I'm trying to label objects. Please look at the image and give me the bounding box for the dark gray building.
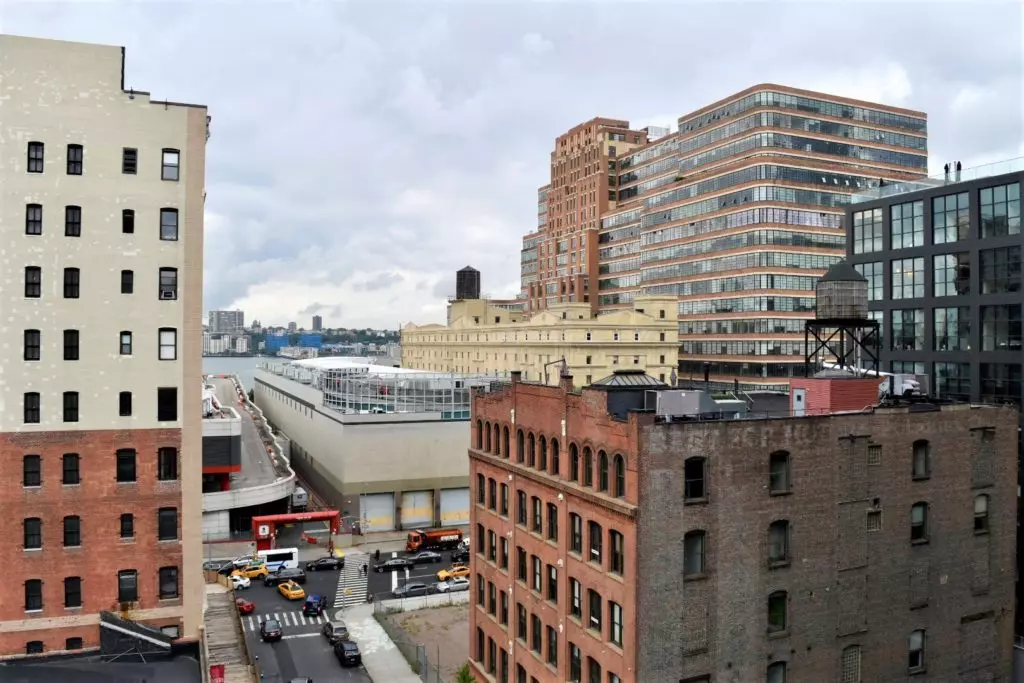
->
[845,161,1023,409]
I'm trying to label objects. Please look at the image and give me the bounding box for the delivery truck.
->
[406,527,465,552]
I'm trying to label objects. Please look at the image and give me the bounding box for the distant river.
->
[203,356,260,390]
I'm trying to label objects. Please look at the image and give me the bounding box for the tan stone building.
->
[402,295,679,387]
[0,35,206,655]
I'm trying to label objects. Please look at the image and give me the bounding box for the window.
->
[891,257,924,299]
[25,266,41,298]
[122,148,138,174]
[583,447,593,486]
[981,246,1021,294]
[159,567,179,599]
[160,208,179,241]
[768,521,789,566]
[933,252,971,297]
[63,329,79,360]
[24,393,41,424]
[516,546,526,581]
[613,454,625,497]
[499,590,508,624]
[980,182,1021,238]
[911,502,929,542]
[119,391,132,417]
[488,582,496,615]
[23,455,41,487]
[24,329,41,361]
[120,331,133,355]
[981,363,1022,406]
[609,602,623,646]
[488,530,496,562]
[64,577,82,608]
[116,449,137,483]
[159,267,178,300]
[598,451,609,491]
[161,149,180,181]
[588,658,602,683]
[120,513,134,539]
[570,443,580,481]
[66,637,83,650]
[63,267,80,298]
[891,309,925,351]
[683,530,705,577]
[500,537,508,569]
[546,625,557,666]
[65,205,82,236]
[854,261,883,301]
[476,474,484,504]
[475,524,484,553]
[981,305,1022,350]
[24,518,42,549]
[588,589,602,631]
[974,494,990,533]
[516,602,526,640]
[118,570,138,602]
[516,489,527,525]
[767,662,787,683]
[551,439,560,475]
[27,141,44,173]
[159,328,177,360]
[475,627,484,663]
[475,575,484,606]
[527,433,535,467]
[66,144,83,175]
[891,199,924,249]
[158,508,178,541]
[769,450,790,493]
[532,555,542,592]
[840,645,862,683]
[516,429,524,462]
[475,420,483,450]
[852,208,882,254]
[569,643,581,682]
[122,209,135,234]
[934,361,971,401]
[684,457,707,501]
[63,454,80,485]
[63,391,79,422]
[546,564,557,602]
[532,496,542,533]
[570,513,582,553]
[25,579,43,611]
[26,641,44,655]
[588,521,603,564]
[912,440,930,479]
[538,436,547,471]
[570,578,582,618]
[934,307,970,352]
[25,203,42,235]
[500,483,508,516]
[157,387,178,421]
[63,516,81,547]
[546,503,558,541]
[908,629,925,672]
[767,591,788,633]
[530,613,541,652]
[609,530,624,575]
[933,192,970,244]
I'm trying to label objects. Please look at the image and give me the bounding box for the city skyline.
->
[3,2,1021,328]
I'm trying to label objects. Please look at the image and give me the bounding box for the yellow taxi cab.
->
[436,564,471,582]
[231,562,269,580]
[278,580,306,601]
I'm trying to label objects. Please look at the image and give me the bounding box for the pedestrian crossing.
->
[334,551,369,608]
[244,610,329,632]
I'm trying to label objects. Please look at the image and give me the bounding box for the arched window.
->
[476,473,485,504]
[583,447,593,487]
[493,424,500,455]
[538,436,547,471]
[570,443,580,481]
[768,520,789,566]
[598,451,609,492]
[683,530,705,577]
[503,426,510,459]
[767,591,788,633]
[527,433,536,467]
[475,420,483,450]
[484,422,492,453]
[613,455,625,498]
[551,439,560,476]
[974,494,989,533]
[517,429,525,463]
[912,440,931,479]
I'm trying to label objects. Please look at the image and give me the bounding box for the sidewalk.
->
[203,530,413,562]
[342,602,420,683]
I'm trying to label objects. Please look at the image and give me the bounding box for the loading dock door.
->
[400,490,434,529]
[439,487,470,526]
[359,493,395,532]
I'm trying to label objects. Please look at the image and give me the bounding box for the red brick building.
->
[469,370,1018,682]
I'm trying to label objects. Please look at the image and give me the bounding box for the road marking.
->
[248,616,255,631]
[274,612,281,623]
[391,570,398,592]
[281,632,320,640]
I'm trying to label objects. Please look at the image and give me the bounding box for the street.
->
[366,549,461,600]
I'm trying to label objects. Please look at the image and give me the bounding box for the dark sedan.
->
[264,568,307,587]
[306,556,344,571]
[407,551,442,564]
[375,558,413,573]
[392,582,430,598]
[260,618,283,642]
[334,640,362,667]
[451,548,470,564]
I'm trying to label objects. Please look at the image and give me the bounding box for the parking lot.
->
[366,548,467,600]
[234,554,373,683]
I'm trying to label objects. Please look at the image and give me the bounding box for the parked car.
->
[334,639,362,667]
[231,554,260,568]
[260,618,283,642]
[232,563,269,580]
[236,597,255,614]
[321,620,349,644]
[392,583,430,598]
[306,556,344,571]
[278,580,306,601]
[203,560,227,572]
[450,547,470,564]
[302,595,330,616]
[407,551,443,564]
[229,574,251,590]
[434,577,470,593]
[375,558,413,573]
[264,567,307,587]
[436,564,470,582]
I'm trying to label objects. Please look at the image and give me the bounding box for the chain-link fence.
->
[373,609,449,683]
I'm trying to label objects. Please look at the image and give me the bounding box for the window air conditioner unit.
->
[160,290,177,300]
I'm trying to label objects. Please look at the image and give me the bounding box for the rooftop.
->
[850,156,1024,204]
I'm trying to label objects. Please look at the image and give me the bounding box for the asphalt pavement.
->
[366,549,459,599]
[240,564,371,683]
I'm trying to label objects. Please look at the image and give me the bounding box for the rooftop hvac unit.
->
[645,390,720,418]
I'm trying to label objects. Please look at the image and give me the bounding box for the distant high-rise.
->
[312,314,323,331]
[288,321,297,332]
[209,309,244,335]
[456,266,481,300]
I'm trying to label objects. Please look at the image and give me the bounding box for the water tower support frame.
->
[804,317,881,376]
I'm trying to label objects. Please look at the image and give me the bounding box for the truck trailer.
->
[406,527,464,552]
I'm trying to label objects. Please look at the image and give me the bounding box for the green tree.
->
[455,663,477,683]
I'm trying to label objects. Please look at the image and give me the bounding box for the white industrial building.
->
[253,358,506,532]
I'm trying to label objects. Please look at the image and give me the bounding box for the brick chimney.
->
[560,373,574,392]
[790,376,882,415]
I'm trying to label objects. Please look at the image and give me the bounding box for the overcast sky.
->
[3,2,1022,329]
